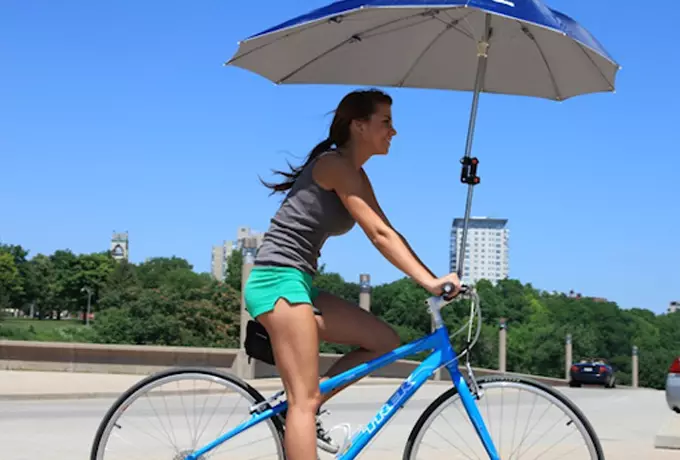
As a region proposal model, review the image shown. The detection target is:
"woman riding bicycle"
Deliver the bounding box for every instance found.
[244,88,462,460]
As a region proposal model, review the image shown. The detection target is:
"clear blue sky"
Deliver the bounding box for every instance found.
[1,1,678,314]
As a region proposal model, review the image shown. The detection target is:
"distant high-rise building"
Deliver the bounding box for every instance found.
[110,231,129,261]
[211,245,226,280]
[669,301,679,314]
[211,226,265,281]
[450,217,509,285]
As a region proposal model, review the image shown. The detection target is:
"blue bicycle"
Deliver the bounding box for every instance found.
[91,284,603,459]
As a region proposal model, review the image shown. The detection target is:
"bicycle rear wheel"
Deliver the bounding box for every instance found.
[403,376,603,460]
[90,367,285,460]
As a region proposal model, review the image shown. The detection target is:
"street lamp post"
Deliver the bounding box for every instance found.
[81,287,93,326]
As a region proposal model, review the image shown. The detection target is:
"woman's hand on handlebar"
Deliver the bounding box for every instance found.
[425,272,462,298]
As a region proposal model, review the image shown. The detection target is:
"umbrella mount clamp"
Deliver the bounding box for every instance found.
[460,157,480,185]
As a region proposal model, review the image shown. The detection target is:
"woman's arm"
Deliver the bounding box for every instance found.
[314,155,457,295]
[358,169,438,280]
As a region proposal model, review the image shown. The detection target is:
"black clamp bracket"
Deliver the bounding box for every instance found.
[460,156,480,185]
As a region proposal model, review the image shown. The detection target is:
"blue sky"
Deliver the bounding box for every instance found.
[1,1,677,314]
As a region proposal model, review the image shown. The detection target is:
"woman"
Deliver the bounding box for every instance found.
[244,89,461,460]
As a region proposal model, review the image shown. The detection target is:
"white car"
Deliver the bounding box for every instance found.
[666,356,680,413]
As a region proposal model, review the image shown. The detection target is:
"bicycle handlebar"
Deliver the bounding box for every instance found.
[440,282,470,300]
[425,282,472,314]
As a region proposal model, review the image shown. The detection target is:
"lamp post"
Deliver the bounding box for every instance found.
[499,318,507,373]
[632,345,639,388]
[81,287,93,326]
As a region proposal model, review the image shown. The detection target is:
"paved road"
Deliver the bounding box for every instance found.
[0,380,676,459]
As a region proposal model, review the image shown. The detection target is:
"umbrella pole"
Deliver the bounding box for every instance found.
[456,14,491,282]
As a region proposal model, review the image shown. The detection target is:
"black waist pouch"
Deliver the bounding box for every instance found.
[244,320,276,366]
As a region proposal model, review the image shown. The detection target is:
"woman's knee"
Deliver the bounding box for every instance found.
[287,385,322,414]
[382,325,402,352]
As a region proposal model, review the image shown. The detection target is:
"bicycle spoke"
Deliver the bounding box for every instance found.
[91,370,285,460]
[143,391,182,453]
[406,378,601,460]
[439,405,481,459]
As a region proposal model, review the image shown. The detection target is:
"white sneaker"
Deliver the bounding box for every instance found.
[315,409,340,454]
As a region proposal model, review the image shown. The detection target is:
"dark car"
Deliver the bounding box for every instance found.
[569,358,616,388]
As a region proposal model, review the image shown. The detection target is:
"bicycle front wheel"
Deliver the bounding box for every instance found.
[90,367,285,460]
[404,376,603,460]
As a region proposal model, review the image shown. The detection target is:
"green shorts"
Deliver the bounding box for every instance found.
[244,266,320,319]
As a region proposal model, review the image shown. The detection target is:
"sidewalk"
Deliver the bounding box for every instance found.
[0,369,416,401]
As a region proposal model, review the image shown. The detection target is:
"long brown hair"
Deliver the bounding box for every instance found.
[262,89,392,194]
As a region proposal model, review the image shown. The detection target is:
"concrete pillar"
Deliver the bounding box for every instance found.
[499,317,507,373]
[565,333,573,381]
[359,274,371,311]
[632,345,639,388]
[236,239,256,380]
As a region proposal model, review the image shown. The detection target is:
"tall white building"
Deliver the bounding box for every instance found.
[450,217,509,285]
[211,226,265,281]
[210,245,227,280]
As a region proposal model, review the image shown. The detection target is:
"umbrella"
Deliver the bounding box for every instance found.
[225,0,620,280]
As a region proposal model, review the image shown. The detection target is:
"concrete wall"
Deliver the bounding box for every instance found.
[0,340,568,387]
[0,340,238,375]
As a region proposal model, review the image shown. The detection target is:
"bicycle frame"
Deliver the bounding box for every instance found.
[187,315,499,460]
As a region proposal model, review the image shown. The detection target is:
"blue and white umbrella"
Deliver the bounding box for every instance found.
[226,0,620,278]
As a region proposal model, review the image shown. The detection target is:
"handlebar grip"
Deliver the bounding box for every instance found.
[441,282,456,300]
[440,283,470,301]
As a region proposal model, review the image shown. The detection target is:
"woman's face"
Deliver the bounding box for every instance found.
[354,103,397,155]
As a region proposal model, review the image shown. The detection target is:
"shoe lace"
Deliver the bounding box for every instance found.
[316,409,357,454]
[315,409,334,442]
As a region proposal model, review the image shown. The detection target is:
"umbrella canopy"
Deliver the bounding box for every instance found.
[226,0,620,101]
[226,0,620,282]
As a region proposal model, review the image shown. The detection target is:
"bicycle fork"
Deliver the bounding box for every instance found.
[446,361,500,460]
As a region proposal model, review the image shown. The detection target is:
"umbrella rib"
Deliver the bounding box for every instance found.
[398,15,475,87]
[434,11,476,40]
[440,8,475,40]
[227,16,329,66]
[360,15,444,41]
[275,9,439,84]
[520,24,562,101]
[572,41,615,90]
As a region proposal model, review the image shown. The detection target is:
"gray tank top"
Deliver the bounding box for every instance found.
[254,150,356,275]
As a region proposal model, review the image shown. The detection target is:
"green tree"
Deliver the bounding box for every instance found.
[93,288,185,345]
[136,256,194,289]
[225,250,243,291]
[98,260,141,311]
[0,252,21,310]
[0,243,29,310]
[25,254,58,319]
[313,271,360,304]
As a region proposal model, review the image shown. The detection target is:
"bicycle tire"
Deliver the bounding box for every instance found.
[90,366,285,460]
[403,375,604,460]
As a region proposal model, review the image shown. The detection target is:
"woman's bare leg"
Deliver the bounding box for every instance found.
[313,291,401,403]
[257,298,321,460]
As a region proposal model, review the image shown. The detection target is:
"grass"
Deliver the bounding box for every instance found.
[0,317,98,342]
